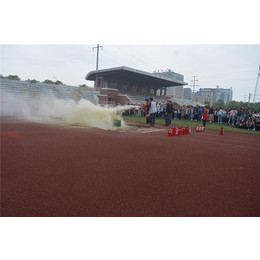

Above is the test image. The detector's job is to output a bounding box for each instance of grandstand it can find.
[0,78,99,104]
[0,77,204,107]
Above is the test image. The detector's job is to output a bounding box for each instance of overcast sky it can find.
[1,44,259,102]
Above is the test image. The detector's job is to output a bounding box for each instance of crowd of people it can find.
[122,101,260,131]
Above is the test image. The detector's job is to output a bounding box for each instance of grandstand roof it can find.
[85,66,188,88]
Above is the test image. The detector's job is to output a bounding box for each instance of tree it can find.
[55,80,63,85]
[5,75,20,81]
[42,79,55,84]
[225,100,240,109]
[212,99,224,108]
[27,79,38,83]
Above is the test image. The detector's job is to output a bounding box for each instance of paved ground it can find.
[1,116,260,217]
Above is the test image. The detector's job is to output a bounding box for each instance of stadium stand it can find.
[0,78,203,106]
[0,78,99,104]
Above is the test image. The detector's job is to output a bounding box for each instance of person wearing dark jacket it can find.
[164,100,173,126]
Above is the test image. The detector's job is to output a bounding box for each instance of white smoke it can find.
[0,95,135,130]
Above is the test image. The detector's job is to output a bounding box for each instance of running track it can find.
[1,116,260,217]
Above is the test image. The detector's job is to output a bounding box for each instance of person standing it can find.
[217,107,224,124]
[142,99,150,126]
[209,107,214,123]
[147,97,157,127]
[164,100,173,126]
[202,106,209,127]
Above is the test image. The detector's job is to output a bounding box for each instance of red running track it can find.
[1,116,260,217]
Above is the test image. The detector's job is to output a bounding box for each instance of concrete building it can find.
[153,70,184,99]
[195,86,233,106]
[183,88,192,100]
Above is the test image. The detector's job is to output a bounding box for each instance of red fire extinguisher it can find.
[220,126,224,135]
[185,126,188,134]
[168,129,172,137]
[178,127,182,136]
[196,124,199,132]
[172,127,177,136]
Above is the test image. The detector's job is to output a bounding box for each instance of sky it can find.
[1,44,260,102]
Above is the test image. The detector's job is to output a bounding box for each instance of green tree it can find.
[248,102,260,111]
[27,79,38,83]
[6,75,20,80]
[55,80,63,85]
[212,99,224,108]
[225,100,240,109]
[42,79,55,84]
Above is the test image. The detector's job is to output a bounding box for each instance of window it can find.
[110,83,118,89]
[133,86,138,92]
[122,85,128,90]
[150,89,155,94]
[142,88,147,93]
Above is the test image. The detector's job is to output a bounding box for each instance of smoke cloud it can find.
[1,96,135,130]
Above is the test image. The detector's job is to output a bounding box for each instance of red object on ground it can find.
[168,129,172,137]
[172,127,176,136]
[220,126,224,135]
[196,125,199,132]
[178,127,182,136]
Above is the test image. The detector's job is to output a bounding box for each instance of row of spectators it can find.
[122,103,260,131]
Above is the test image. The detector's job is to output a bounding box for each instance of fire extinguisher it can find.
[201,126,204,132]
[178,127,182,136]
[172,127,177,136]
[220,126,224,135]
[196,124,199,132]
[168,129,172,137]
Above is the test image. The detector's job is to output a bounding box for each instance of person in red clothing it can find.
[202,106,209,127]
[142,99,151,126]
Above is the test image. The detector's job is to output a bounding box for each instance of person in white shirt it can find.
[148,97,157,127]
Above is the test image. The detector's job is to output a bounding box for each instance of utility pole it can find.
[92,44,103,89]
[190,76,199,101]
[92,44,103,71]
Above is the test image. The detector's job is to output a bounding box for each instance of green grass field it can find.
[123,115,260,135]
